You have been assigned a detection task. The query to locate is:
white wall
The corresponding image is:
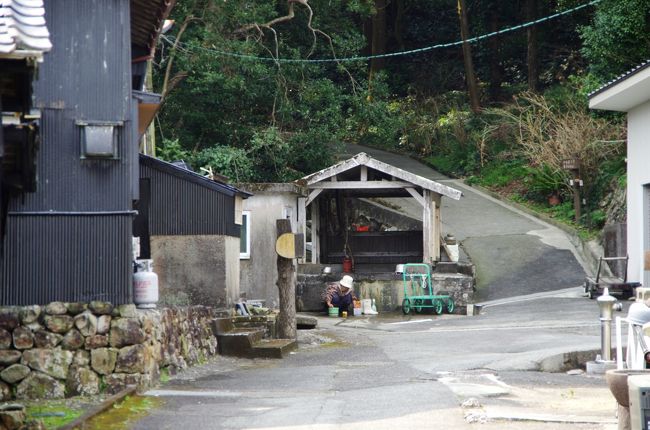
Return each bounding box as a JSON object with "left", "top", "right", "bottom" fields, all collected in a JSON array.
[
  {"left": 627, "top": 101, "right": 650, "bottom": 283},
  {"left": 240, "top": 191, "right": 300, "bottom": 307}
]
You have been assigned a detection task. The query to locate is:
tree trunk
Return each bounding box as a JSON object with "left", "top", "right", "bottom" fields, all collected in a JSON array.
[
  {"left": 526, "top": 0, "right": 539, "bottom": 92},
  {"left": 458, "top": 0, "right": 481, "bottom": 113},
  {"left": 368, "top": 0, "right": 387, "bottom": 98},
  {"left": 487, "top": 5, "right": 503, "bottom": 101},
  {"left": 276, "top": 219, "right": 296, "bottom": 339},
  {"left": 393, "top": 0, "right": 405, "bottom": 51}
]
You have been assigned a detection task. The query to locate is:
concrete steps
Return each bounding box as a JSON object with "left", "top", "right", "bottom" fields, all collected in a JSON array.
[{"left": 212, "top": 318, "right": 296, "bottom": 359}]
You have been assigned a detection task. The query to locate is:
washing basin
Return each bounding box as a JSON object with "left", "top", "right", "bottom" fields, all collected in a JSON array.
[{"left": 606, "top": 369, "right": 650, "bottom": 406}]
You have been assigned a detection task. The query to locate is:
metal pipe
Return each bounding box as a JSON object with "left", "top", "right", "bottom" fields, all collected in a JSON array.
[{"left": 598, "top": 288, "right": 617, "bottom": 361}]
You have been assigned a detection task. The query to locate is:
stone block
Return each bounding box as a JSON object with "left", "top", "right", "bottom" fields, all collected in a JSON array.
[
  {"left": 96, "top": 315, "right": 111, "bottom": 335},
  {"left": 21, "top": 348, "right": 73, "bottom": 380},
  {"left": 117, "top": 304, "right": 137, "bottom": 318},
  {"left": 43, "top": 315, "right": 74, "bottom": 334},
  {"left": 90, "top": 348, "right": 118, "bottom": 375},
  {"left": 0, "top": 308, "right": 20, "bottom": 331},
  {"left": 74, "top": 311, "right": 97, "bottom": 337},
  {"left": 103, "top": 373, "right": 143, "bottom": 395},
  {"left": 44, "top": 302, "right": 67, "bottom": 316},
  {"left": 115, "top": 345, "right": 145, "bottom": 374},
  {"left": 12, "top": 326, "right": 34, "bottom": 350},
  {"left": 0, "top": 403, "right": 26, "bottom": 429},
  {"left": 33, "top": 331, "right": 62, "bottom": 349},
  {"left": 25, "top": 322, "right": 43, "bottom": 332},
  {"left": 66, "top": 303, "right": 88, "bottom": 315},
  {"left": 65, "top": 365, "right": 99, "bottom": 396},
  {"left": 0, "top": 351, "right": 22, "bottom": 366},
  {"left": 73, "top": 350, "right": 90, "bottom": 367},
  {"left": 89, "top": 301, "right": 114, "bottom": 315},
  {"left": 0, "top": 364, "right": 30, "bottom": 384},
  {"left": 19, "top": 306, "right": 41, "bottom": 325},
  {"left": 15, "top": 372, "right": 65, "bottom": 399},
  {"left": 109, "top": 318, "right": 144, "bottom": 347},
  {"left": 85, "top": 335, "right": 108, "bottom": 350},
  {"left": 0, "top": 328, "right": 12, "bottom": 349},
  {"left": 61, "top": 329, "right": 84, "bottom": 350}
]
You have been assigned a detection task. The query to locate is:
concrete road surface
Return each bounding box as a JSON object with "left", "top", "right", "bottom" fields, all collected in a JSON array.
[
  {"left": 126, "top": 146, "right": 613, "bottom": 429},
  {"left": 135, "top": 291, "right": 620, "bottom": 429},
  {"left": 343, "top": 144, "right": 587, "bottom": 301}
]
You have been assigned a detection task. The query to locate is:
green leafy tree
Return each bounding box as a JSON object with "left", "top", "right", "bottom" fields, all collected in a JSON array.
[{"left": 580, "top": 0, "right": 650, "bottom": 81}]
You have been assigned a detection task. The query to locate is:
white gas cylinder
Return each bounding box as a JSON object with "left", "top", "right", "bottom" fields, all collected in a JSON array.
[{"left": 133, "top": 259, "right": 159, "bottom": 309}]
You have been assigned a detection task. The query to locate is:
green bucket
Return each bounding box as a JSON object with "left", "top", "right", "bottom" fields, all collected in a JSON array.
[{"left": 328, "top": 307, "right": 339, "bottom": 317}]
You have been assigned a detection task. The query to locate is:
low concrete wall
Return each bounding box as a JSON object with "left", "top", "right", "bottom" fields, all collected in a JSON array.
[
  {"left": 151, "top": 234, "right": 237, "bottom": 307},
  {"left": 0, "top": 302, "right": 218, "bottom": 400},
  {"left": 297, "top": 265, "right": 474, "bottom": 313}
]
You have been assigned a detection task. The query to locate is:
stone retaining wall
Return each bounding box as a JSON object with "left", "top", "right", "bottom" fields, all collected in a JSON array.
[{"left": 0, "top": 302, "right": 218, "bottom": 400}]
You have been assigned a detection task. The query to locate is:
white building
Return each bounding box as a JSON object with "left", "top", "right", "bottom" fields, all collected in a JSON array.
[{"left": 589, "top": 61, "right": 650, "bottom": 287}]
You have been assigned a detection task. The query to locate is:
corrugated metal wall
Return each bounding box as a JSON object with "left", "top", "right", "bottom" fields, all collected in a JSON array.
[
  {"left": 140, "top": 163, "right": 240, "bottom": 237},
  {"left": 2, "top": 214, "right": 133, "bottom": 305},
  {"left": 1, "top": 0, "right": 136, "bottom": 304}
]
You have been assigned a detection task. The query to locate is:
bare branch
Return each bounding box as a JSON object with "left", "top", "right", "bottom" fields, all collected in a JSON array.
[{"left": 162, "top": 15, "right": 201, "bottom": 98}]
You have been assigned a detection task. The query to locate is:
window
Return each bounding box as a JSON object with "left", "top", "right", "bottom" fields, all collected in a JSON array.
[{"left": 240, "top": 211, "right": 251, "bottom": 259}]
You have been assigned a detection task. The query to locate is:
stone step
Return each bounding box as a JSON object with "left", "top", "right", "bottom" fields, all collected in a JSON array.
[
  {"left": 216, "top": 328, "right": 265, "bottom": 357},
  {"left": 296, "top": 315, "right": 318, "bottom": 329},
  {"left": 249, "top": 339, "right": 297, "bottom": 359}
]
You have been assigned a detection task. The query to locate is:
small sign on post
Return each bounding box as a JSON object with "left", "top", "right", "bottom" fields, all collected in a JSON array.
[
  {"left": 275, "top": 233, "right": 305, "bottom": 259},
  {"left": 562, "top": 158, "right": 582, "bottom": 222}
]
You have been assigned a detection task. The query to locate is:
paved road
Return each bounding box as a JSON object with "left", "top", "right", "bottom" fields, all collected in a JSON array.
[
  {"left": 135, "top": 292, "right": 619, "bottom": 429},
  {"left": 128, "top": 146, "right": 615, "bottom": 429},
  {"left": 344, "top": 144, "right": 587, "bottom": 301}
]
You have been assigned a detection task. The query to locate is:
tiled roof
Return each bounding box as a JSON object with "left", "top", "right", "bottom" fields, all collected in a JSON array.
[
  {"left": 0, "top": 0, "right": 52, "bottom": 59},
  {"left": 588, "top": 60, "right": 650, "bottom": 99}
]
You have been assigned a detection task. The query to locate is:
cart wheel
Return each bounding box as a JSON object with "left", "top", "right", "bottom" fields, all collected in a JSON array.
[
  {"left": 446, "top": 299, "right": 455, "bottom": 314},
  {"left": 433, "top": 299, "right": 443, "bottom": 315},
  {"left": 414, "top": 299, "right": 423, "bottom": 313},
  {"left": 402, "top": 298, "right": 412, "bottom": 315}
]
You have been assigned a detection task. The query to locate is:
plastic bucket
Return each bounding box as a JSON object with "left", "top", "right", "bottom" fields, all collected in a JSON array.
[{"left": 328, "top": 307, "right": 339, "bottom": 317}]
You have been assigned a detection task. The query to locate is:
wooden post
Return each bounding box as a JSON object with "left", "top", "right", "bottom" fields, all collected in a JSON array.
[
  {"left": 433, "top": 194, "right": 441, "bottom": 261},
  {"left": 297, "top": 197, "right": 307, "bottom": 263},
  {"left": 311, "top": 199, "right": 320, "bottom": 264},
  {"left": 276, "top": 219, "right": 296, "bottom": 340},
  {"left": 423, "top": 190, "right": 437, "bottom": 264}
]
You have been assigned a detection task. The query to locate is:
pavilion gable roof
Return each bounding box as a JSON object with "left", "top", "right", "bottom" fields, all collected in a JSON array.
[{"left": 299, "top": 152, "right": 462, "bottom": 200}]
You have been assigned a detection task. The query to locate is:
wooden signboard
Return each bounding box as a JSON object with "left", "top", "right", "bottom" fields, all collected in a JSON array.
[{"left": 275, "top": 233, "right": 305, "bottom": 259}]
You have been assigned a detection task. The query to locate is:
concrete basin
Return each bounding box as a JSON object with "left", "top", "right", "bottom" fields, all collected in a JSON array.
[
  {"left": 606, "top": 369, "right": 650, "bottom": 407},
  {"left": 606, "top": 369, "right": 650, "bottom": 430}
]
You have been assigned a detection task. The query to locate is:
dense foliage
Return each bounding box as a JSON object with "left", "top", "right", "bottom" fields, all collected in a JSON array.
[{"left": 153, "top": 0, "right": 647, "bottom": 229}]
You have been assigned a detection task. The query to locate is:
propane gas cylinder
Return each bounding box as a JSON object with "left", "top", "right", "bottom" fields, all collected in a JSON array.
[{"left": 133, "top": 259, "right": 159, "bottom": 309}]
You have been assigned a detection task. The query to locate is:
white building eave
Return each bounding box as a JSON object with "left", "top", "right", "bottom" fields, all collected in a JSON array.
[{"left": 589, "top": 65, "right": 650, "bottom": 112}]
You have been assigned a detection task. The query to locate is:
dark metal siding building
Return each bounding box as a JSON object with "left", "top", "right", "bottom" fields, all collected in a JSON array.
[
  {"left": 0, "top": 0, "right": 168, "bottom": 305},
  {"left": 135, "top": 155, "right": 247, "bottom": 258}
]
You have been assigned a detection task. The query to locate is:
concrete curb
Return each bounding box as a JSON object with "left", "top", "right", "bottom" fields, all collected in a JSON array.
[
  {"left": 461, "top": 181, "right": 605, "bottom": 277},
  {"left": 538, "top": 348, "right": 601, "bottom": 373},
  {"left": 57, "top": 385, "right": 137, "bottom": 430}
]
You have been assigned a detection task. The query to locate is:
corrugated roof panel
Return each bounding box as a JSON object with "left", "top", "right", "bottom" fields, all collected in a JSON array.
[{"left": 0, "top": 0, "right": 52, "bottom": 58}]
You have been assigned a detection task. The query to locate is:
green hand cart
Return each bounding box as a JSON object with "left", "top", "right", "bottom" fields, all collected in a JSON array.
[{"left": 401, "top": 263, "right": 454, "bottom": 315}]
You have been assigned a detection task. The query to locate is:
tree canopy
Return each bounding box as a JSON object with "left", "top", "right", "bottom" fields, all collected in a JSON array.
[{"left": 152, "top": 0, "right": 646, "bottom": 195}]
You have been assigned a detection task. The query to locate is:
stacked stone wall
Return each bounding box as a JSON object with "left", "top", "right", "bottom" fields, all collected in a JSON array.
[{"left": 0, "top": 303, "right": 217, "bottom": 400}]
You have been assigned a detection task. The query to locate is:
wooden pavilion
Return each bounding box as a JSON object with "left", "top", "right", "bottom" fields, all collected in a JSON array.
[{"left": 297, "top": 153, "right": 462, "bottom": 267}]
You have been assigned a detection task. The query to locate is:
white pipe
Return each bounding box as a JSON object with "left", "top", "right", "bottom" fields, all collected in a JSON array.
[{"left": 616, "top": 316, "right": 624, "bottom": 369}]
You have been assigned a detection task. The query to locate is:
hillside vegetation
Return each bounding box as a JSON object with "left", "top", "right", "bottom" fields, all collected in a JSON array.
[{"left": 152, "top": 0, "right": 647, "bottom": 232}]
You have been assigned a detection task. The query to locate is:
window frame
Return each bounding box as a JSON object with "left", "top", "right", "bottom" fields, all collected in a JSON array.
[{"left": 240, "top": 210, "right": 251, "bottom": 259}]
